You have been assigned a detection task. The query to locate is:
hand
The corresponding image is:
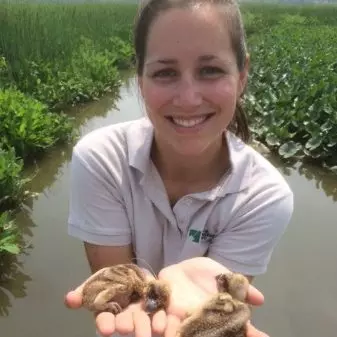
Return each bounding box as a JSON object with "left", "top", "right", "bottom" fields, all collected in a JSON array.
[{"left": 64, "top": 257, "right": 269, "bottom": 337}]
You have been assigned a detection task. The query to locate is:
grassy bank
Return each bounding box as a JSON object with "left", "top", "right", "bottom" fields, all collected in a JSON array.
[{"left": 0, "top": 2, "right": 138, "bottom": 257}]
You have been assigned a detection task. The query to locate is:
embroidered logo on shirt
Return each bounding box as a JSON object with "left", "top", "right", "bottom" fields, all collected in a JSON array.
[
  {"left": 188, "top": 229, "right": 215, "bottom": 243},
  {"left": 188, "top": 229, "right": 201, "bottom": 243}
]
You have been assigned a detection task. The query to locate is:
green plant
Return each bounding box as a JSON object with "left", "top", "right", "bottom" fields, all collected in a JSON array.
[
  {"left": 0, "top": 88, "right": 74, "bottom": 160},
  {"left": 0, "top": 211, "right": 20, "bottom": 255},
  {"left": 0, "top": 145, "right": 31, "bottom": 212},
  {"left": 246, "top": 22, "right": 337, "bottom": 170},
  {"left": 0, "top": 56, "right": 12, "bottom": 88}
]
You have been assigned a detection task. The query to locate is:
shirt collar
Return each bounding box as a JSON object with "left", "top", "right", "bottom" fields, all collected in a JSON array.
[
  {"left": 127, "top": 117, "right": 153, "bottom": 176},
  {"left": 126, "top": 117, "right": 252, "bottom": 198}
]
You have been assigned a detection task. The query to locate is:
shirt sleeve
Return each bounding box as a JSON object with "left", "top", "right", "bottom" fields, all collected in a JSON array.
[
  {"left": 67, "top": 144, "right": 132, "bottom": 246},
  {"left": 207, "top": 187, "right": 294, "bottom": 276}
]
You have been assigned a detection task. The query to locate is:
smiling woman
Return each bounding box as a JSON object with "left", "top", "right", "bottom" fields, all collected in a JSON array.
[
  {"left": 65, "top": 1, "right": 294, "bottom": 337},
  {"left": 137, "top": 3, "right": 249, "bottom": 191}
]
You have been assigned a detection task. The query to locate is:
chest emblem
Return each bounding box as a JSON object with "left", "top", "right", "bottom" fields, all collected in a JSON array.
[{"left": 188, "top": 229, "right": 215, "bottom": 243}]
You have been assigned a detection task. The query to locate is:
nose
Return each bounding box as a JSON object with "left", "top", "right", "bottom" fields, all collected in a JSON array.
[{"left": 173, "top": 74, "right": 202, "bottom": 109}]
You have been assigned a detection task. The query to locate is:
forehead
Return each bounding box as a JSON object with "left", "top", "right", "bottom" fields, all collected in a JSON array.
[{"left": 145, "top": 6, "right": 233, "bottom": 62}]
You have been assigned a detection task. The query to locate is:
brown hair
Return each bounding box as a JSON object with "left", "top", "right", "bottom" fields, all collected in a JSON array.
[{"left": 134, "top": 0, "right": 251, "bottom": 142}]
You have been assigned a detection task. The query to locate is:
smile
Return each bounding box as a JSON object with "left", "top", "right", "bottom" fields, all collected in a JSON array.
[{"left": 168, "top": 114, "right": 214, "bottom": 128}]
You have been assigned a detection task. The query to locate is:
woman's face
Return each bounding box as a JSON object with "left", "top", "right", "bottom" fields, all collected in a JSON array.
[{"left": 138, "top": 5, "right": 249, "bottom": 157}]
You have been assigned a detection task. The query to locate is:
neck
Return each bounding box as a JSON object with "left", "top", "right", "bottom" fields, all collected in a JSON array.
[{"left": 151, "top": 134, "right": 230, "bottom": 184}]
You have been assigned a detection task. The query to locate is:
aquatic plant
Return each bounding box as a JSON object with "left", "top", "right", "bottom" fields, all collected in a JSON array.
[
  {"left": 0, "top": 212, "right": 20, "bottom": 255},
  {"left": 0, "top": 146, "right": 30, "bottom": 212},
  {"left": 0, "top": 88, "right": 74, "bottom": 161},
  {"left": 0, "top": 2, "right": 137, "bottom": 257},
  {"left": 245, "top": 15, "right": 337, "bottom": 171}
]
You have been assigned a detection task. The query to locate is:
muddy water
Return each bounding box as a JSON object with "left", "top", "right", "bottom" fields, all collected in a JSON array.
[{"left": 1, "top": 76, "right": 337, "bottom": 337}]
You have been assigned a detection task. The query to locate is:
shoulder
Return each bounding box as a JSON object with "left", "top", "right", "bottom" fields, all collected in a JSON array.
[
  {"left": 72, "top": 117, "right": 153, "bottom": 173},
  {"left": 246, "top": 142, "right": 293, "bottom": 199},
  {"left": 226, "top": 133, "right": 293, "bottom": 199},
  {"left": 225, "top": 133, "right": 293, "bottom": 220}
]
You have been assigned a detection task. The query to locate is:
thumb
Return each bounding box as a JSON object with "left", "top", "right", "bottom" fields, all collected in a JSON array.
[
  {"left": 64, "top": 289, "right": 83, "bottom": 309},
  {"left": 247, "top": 284, "right": 265, "bottom": 306}
]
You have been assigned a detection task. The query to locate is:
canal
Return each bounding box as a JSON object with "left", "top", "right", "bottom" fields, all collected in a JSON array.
[{"left": 0, "top": 76, "right": 336, "bottom": 337}]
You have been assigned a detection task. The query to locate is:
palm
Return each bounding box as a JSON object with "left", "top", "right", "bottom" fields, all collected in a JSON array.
[{"left": 158, "top": 257, "right": 230, "bottom": 319}]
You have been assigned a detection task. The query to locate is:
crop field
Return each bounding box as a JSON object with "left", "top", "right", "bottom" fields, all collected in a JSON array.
[{"left": 0, "top": 1, "right": 336, "bottom": 257}]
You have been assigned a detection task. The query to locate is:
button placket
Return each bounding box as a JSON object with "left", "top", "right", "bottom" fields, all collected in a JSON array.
[{"left": 174, "top": 197, "right": 194, "bottom": 234}]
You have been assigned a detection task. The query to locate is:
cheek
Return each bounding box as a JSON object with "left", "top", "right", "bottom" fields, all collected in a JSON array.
[
  {"left": 141, "top": 82, "right": 173, "bottom": 112},
  {"left": 207, "top": 79, "right": 238, "bottom": 107}
]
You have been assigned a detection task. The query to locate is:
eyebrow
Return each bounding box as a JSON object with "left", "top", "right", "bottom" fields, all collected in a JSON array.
[{"left": 146, "top": 54, "right": 219, "bottom": 66}]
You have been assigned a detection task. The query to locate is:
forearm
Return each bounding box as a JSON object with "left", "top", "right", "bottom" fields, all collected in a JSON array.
[{"left": 84, "top": 242, "right": 134, "bottom": 273}]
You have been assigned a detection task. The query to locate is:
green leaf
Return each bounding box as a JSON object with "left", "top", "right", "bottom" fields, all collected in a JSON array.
[
  {"left": 278, "top": 141, "right": 302, "bottom": 158},
  {"left": 265, "top": 133, "right": 280, "bottom": 146},
  {"left": 329, "top": 166, "right": 337, "bottom": 174},
  {"left": 305, "top": 135, "right": 323, "bottom": 151},
  {"left": 0, "top": 243, "right": 20, "bottom": 254}
]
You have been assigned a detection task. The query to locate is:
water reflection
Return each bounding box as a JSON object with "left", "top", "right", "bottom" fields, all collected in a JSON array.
[
  {"left": 0, "top": 251, "right": 32, "bottom": 316},
  {"left": 265, "top": 152, "right": 337, "bottom": 201}
]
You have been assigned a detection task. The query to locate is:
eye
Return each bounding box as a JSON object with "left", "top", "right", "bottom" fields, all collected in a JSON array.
[
  {"left": 152, "top": 68, "right": 177, "bottom": 78},
  {"left": 199, "top": 66, "right": 224, "bottom": 78}
]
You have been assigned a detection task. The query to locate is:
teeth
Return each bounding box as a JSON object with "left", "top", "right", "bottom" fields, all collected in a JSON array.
[{"left": 172, "top": 116, "right": 207, "bottom": 127}]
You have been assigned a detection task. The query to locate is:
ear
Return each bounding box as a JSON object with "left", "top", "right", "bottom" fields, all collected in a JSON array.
[{"left": 238, "top": 53, "right": 250, "bottom": 96}]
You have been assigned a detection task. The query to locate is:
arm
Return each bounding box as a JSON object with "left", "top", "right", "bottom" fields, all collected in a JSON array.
[
  {"left": 84, "top": 243, "right": 134, "bottom": 273},
  {"left": 67, "top": 138, "right": 134, "bottom": 273}
]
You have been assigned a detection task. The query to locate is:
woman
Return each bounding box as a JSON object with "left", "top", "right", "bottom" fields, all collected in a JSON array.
[{"left": 65, "top": 0, "right": 294, "bottom": 336}]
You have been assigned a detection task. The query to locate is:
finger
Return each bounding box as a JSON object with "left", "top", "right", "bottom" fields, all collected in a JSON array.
[
  {"left": 64, "top": 290, "right": 83, "bottom": 309},
  {"left": 133, "top": 310, "right": 152, "bottom": 337},
  {"left": 152, "top": 309, "right": 167, "bottom": 335},
  {"left": 247, "top": 321, "right": 270, "bottom": 337},
  {"left": 96, "top": 312, "right": 116, "bottom": 337},
  {"left": 115, "top": 310, "right": 135, "bottom": 334},
  {"left": 164, "top": 314, "right": 181, "bottom": 337},
  {"left": 247, "top": 285, "right": 265, "bottom": 306}
]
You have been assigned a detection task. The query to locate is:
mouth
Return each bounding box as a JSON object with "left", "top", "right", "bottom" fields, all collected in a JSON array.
[{"left": 166, "top": 113, "right": 214, "bottom": 128}]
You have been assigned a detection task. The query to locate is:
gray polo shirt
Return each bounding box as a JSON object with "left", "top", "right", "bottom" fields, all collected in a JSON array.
[{"left": 68, "top": 117, "right": 293, "bottom": 276}]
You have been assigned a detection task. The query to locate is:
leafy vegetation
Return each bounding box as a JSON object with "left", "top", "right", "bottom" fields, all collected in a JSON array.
[
  {"left": 0, "top": 146, "right": 30, "bottom": 212},
  {"left": 242, "top": 4, "right": 337, "bottom": 171},
  {"left": 0, "top": 89, "right": 74, "bottom": 160},
  {"left": 0, "top": 147, "right": 30, "bottom": 257},
  {"left": 0, "top": 1, "right": 137, "bottom": 257},
  {"left": 0, "top": 212, "right": 21, "bottom": 255}
]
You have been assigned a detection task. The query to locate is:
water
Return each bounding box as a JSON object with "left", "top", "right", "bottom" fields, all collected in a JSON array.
[{"left": 1, "top": 76, "right": 336, "bottom": 337}]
